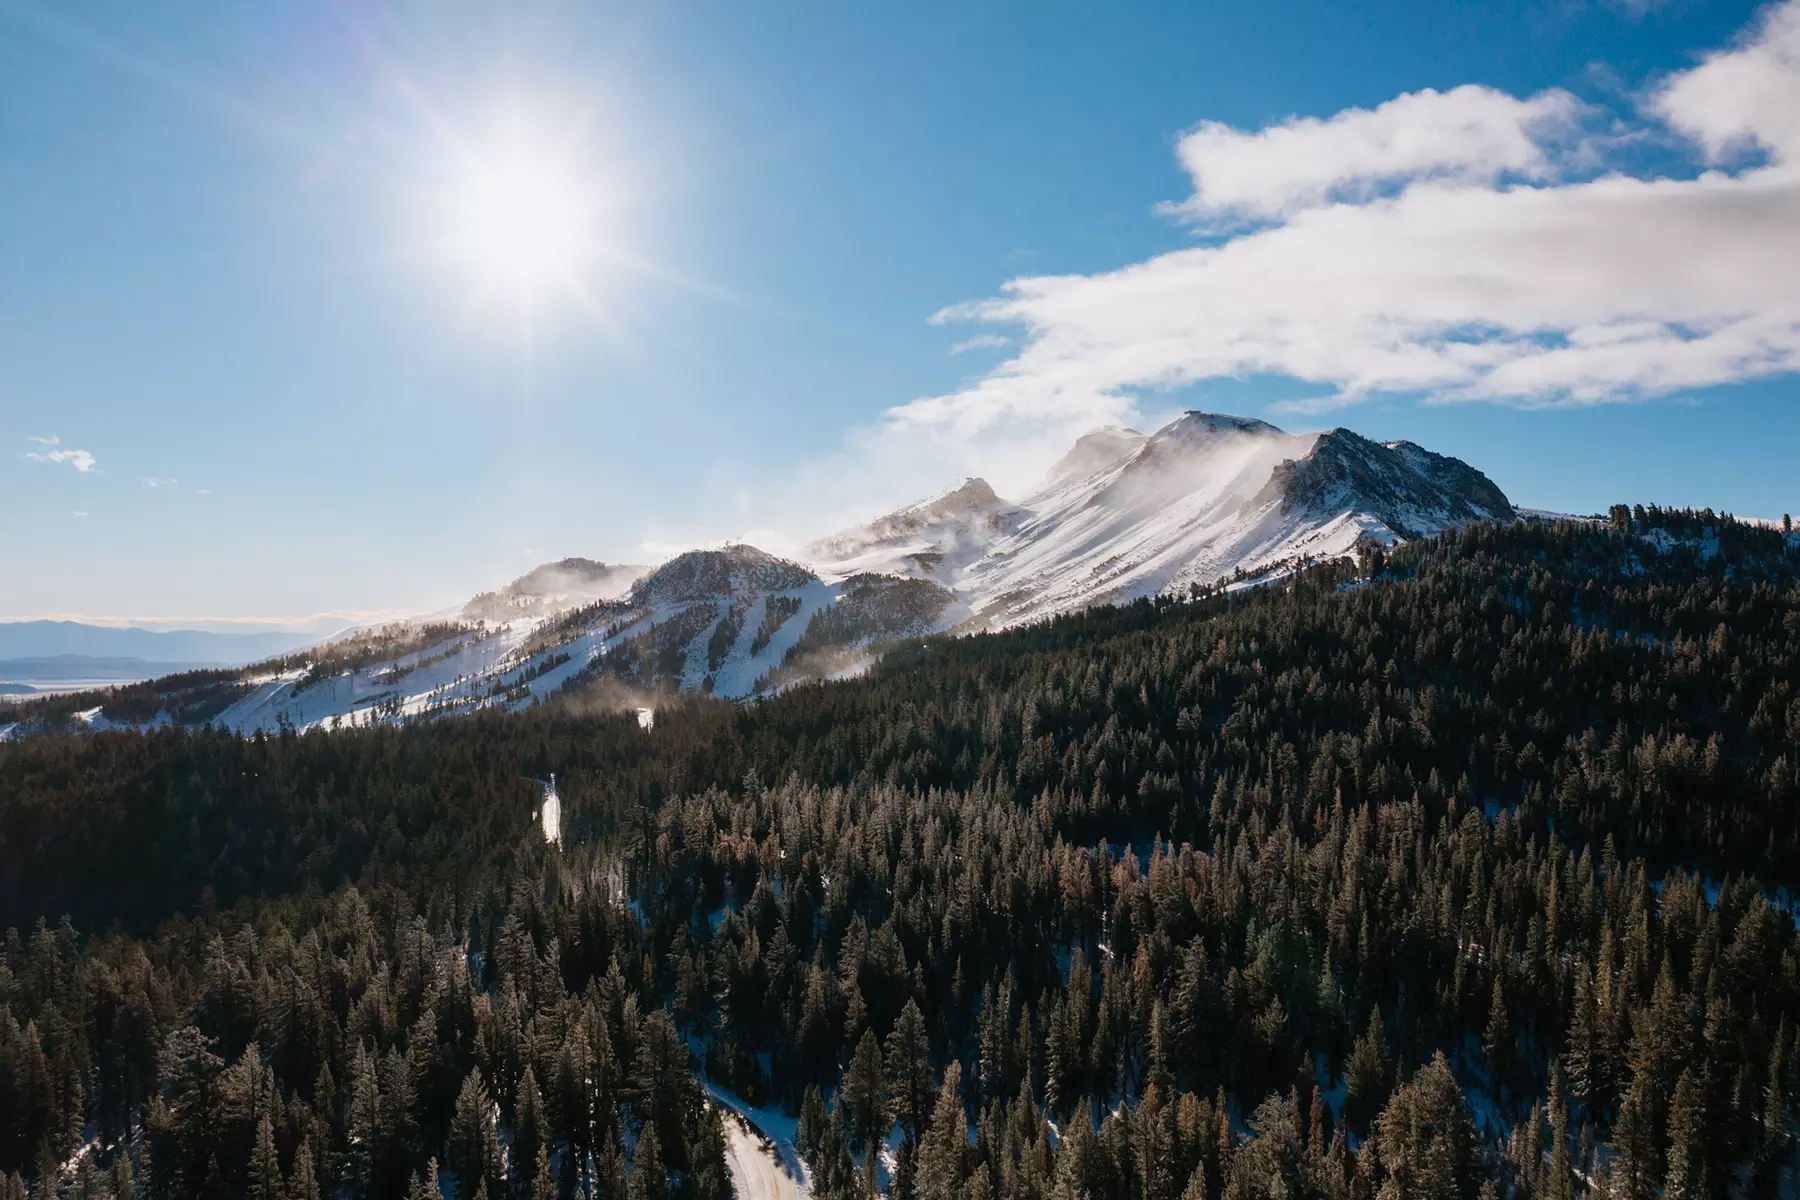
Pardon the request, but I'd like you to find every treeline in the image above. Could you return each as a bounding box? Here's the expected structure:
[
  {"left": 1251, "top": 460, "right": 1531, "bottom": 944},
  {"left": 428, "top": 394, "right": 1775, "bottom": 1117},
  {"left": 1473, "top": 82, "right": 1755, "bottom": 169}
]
[{"left": 2, "top": 512, "right": 1799, "bottom": 1199}]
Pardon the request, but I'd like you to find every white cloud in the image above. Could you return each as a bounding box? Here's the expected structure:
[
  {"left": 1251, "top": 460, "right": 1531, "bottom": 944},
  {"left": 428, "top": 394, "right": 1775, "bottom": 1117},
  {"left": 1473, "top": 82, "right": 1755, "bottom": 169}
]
[
  {"left": 1654, "top": 0, "right": 1800, "bottom": 164},
  {"left": 25, "top": 437, "right": 97, "bottom": 472},
  {"left": 899, "top": 0, "right": 1800, "bottom": 437},
  {"left": 1170, "top": 84, "right": 1582, "bottom": 223},
  {"left": 71, "top": 510, "right": 88, "bottom": 518},
  {"left": 141, "top": 477, "right": 179, "bottom": 488}
]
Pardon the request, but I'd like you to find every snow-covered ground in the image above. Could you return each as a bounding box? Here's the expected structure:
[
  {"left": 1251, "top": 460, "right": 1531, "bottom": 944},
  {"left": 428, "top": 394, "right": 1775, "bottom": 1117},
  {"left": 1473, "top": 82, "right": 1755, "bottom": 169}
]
[
  {"left": 537, "top": 777, "right": 561, "bottom": 846},
  {"left": 705, "top": 1085, "right": 808, "bottom": 1199}
]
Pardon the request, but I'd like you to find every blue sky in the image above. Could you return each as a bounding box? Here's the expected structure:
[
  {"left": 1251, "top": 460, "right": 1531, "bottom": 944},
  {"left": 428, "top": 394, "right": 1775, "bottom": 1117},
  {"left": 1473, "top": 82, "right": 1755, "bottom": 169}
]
[{"left": 2, "top": 0, "right": 1796, "bottom": 627}]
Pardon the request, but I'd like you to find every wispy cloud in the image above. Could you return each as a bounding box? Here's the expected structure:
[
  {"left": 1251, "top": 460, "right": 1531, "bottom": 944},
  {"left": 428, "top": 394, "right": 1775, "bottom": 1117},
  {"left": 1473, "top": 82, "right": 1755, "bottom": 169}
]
[
  {"left": 896, "top": 0, "right": 1800, "bottom": 439},
  {"left": 25, "top": 436, "right": 98, "bottom": 472},
  {"left": 950, "top": 333, "right": 1011, "bottom": 355},
  {"left": 141, "top": 477, "right": 179, "bottom": 488},
  {"left": 71, "top": 510, "right": 88, "bottom": 518}
]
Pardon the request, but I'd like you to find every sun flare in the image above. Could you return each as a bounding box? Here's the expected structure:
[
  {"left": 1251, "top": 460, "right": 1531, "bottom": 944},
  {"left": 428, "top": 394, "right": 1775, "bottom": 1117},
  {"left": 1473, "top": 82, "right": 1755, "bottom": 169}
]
[{"left": 433, "top": 119, "right": 609, "bottom": 318}]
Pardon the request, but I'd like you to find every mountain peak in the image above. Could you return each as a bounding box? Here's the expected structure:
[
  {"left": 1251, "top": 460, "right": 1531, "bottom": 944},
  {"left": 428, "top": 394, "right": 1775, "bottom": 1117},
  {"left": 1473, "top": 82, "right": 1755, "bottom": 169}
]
[
  {"left": 922, "top": 477, "right": 1003, "bottom": 514},
  {"left": 1043, "top": 426, "right": 1148, "bottom": 486},
  {"left": 462, "top": 557, "right": 645, "bottom": 622},
  {"left": 631, "top": 545, "right": 818, "bottom": 607},
  {"left": 1169, "top": 411, "right": 1285, "bottom": 438},
  {"left": 1256, "top": 427, "right": 1514, "bottom": 537}
]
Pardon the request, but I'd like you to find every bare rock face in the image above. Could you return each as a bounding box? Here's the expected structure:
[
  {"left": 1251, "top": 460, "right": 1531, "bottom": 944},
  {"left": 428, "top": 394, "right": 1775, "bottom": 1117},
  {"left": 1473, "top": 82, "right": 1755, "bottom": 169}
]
[{"left": 1256, "top": 428, "right": 1514, "bottom": 538}]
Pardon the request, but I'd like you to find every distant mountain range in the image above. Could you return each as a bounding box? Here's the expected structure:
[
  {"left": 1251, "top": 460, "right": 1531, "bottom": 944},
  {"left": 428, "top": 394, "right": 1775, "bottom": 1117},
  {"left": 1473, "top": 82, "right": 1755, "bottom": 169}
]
[
  {"left": 0, "top": 620, "right": 325, "bottom": 666},
  {"left": 2, "top": 412, "right": 1517, "bottom": 735}
]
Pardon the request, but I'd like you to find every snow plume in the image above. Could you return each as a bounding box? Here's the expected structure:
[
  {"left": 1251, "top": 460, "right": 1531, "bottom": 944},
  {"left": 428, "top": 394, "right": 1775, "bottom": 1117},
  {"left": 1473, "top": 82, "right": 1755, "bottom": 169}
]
[
  {"left": 25, "top": 436, "right": 97, "bottom": 472},
  {"left": 899, "top": 0, "right": 1800, "bottom": 427}
]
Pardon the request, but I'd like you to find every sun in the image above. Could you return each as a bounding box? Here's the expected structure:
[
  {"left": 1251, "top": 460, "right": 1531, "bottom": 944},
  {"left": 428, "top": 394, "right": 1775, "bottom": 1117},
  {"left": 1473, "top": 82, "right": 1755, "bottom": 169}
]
[
  {"left": 433, "top": 118, "right": 610, "bottom": 320},
  {"left": 456, "top": 156, "right": 587, "bottom": 291}
]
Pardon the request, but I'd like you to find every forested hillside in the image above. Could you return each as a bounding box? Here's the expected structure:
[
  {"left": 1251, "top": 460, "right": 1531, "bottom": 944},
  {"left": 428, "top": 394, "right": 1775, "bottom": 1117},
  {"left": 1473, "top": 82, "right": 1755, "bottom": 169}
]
[{"left": 3, "top": 510, "right": 1800, "bottom": 1200}]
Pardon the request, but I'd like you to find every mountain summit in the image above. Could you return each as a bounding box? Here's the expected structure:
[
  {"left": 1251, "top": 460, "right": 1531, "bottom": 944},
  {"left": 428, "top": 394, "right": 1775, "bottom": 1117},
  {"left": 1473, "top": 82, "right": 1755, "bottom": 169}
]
[{"left": 811, "top": 410, "right": 1512, "bottom": 628}]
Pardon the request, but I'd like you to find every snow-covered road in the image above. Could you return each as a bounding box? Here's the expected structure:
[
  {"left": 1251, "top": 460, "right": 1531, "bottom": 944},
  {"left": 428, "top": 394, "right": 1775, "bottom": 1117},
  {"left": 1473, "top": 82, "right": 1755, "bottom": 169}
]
[{"left": 719, "top": 1109, "right": 800, "bottom": 1200}]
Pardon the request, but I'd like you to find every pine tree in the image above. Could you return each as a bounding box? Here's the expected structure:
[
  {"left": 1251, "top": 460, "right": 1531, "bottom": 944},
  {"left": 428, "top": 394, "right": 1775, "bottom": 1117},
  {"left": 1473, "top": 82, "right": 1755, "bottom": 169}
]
[
  {"left": 109, "top": 1149, "right": 132, "bottom": 1200},
  {"left": 797, "top": 1085, "right": 828, "bottom": 1161},
  {"left": 1135, "top": 1084, "right": 1177, "bottom": 1200},
  {"left": 515, "top": 1065, "right": 545, "bottom": 1199},
  {"left": 1343, "top": 1008, "right": 1391, "bottom": 1138},
  {"left": 249, "top": 1114, "right": 282, "bottom": 1200},
  {"left": 1045, "top": 1000, "right": 1080, "bottom": 1119},
  {"left": 1372, "top": 1054, "right": 1475, "bottom": 1200},
  {"left": 887, "top": 1000, "right": 933, "bottom": 1145},
  {"left": 843, "top": 1029, "right": 888, "bottom": 1155},
  {"left": 346, "top": 1042, "right": 380, "bottom": 1194},
  {"left": 631, "top": 1123, "right": 667, "bottom": 1200},
  {"left": 1484, "top": 980, "right": 1511, "bottom": 1102},
  {"left": 530, "top": 1144, "right": 555, "bottom": 1200},
  {"left": 1051, "top": 1114, "right": 1098, "bottom": 1200},
  {"left": 286, "top": 1142, "right": 319, "bottom": 1200},
  {"left": 1664, "top": 1066, "right": 1707, "bottom": 1200},
  {"left": 450, "top": 1068, "right": 495, "bottom": 1199},
  {"left": 689, "top": 1102, "right": 732, "bottom": 1200},
  {"left": 1544, "top": 1066, "right": 1575, "bottom": 1200},
  {"left": 1609, "top": 1075, "right": 1657, "bottom": 1200},
  {"left": 916, "top": 1063, "right": 967, "bottom": 1200}
]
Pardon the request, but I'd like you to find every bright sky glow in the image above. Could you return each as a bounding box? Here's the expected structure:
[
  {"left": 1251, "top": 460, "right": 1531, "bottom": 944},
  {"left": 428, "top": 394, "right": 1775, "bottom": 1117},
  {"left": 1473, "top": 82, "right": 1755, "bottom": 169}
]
[
  {"left": 434, "top": 116, "right": 612, "bottom": 324},
  {"left": 0, "top": 0, "right": 1795, "bottom": 628}
]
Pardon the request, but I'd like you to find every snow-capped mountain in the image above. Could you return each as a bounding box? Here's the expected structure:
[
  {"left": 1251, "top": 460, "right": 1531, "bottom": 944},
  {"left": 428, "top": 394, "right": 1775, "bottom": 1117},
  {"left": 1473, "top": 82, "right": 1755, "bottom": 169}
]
[
  {"left": 803, "top": 477, "right": 1022, "bottom": 587},
  {"left": 4, "top": 412, "right": 1511, "bottom": 736},
  {"left": 461, "top": 557, "right": 646, "bottom": 623},
  {"left": 812, "top": 411, "right": 1513, "bottom": 628},
  {"left": 18, "top": 544, "right": 961, "bottom": 735}
]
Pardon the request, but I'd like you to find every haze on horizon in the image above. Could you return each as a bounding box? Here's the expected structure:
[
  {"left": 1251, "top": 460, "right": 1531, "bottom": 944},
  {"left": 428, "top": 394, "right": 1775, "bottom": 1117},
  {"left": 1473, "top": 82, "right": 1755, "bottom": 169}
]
[{"left": 3, "top": 0, "right": 1798, "bottom": 629}]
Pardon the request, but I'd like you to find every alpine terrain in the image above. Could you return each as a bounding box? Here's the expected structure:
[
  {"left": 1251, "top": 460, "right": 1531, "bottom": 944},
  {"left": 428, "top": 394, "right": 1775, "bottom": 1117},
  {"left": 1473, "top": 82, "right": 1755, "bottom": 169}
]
[{"left": 1, "top": 412, "right": 1512, "bottom": 735}]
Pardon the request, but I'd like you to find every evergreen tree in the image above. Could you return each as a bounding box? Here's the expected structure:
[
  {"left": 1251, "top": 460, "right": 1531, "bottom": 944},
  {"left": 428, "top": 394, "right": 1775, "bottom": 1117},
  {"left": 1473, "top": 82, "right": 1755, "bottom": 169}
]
[
  {"left": 450, "top": 1068, "right": 496, "bottom": 1200},
  {"left": 843, "top": 1029, "right": 888, "bottom": 1156},
  {"left": 1485, "top": 980, "right": 1511, "bottom": 1102},
  {"left": 631, "top": 1124, "right": 667, "bottom": 1200},
  {"left": 916, "top": 1063, "right": 967, "bottom": 1200},
  {"left": 1371, "top": 1055, "right": 1475, "bottom": 1200},
  {"left": 1664, "top": 1066, "right": 1707, "bottom": 1200},
  {"left": 286, "top": 1142, "right": 319, "bottom": 1200},
  {"left": 1609, "top": 1075, "right": 1657, "bottom": 1200},
  {"left": 514, "top": 1065, "right": 545, "bottom": 1199},
  {"left": 248, "top": 1113, "right": 281, "bottom": 1200},
  {"left": 1343, "top": 1009, "right": 1392, "bottom": 1138},
  {"left": 886, "top": 1000, "right": 933, "bottom": 1145},
  {"left": 530, "top": 1144, "right": 554, "bottom": 1200}
]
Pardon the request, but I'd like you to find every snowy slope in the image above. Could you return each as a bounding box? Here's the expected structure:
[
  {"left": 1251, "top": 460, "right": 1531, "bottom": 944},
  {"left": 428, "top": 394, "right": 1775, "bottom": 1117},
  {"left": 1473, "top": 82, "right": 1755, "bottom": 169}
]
[
  {"left": 809, "top": 411, "right": 1513, "bottom": 630},
  {"left": 36, "top": 546, "right": 962, "bottom": 734},
  {"left": 8, "top": 411, "right": 1511, "bottom": 733},
  {"left": 805, "top": 477, "right": 1024, "bottom": 587}
]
